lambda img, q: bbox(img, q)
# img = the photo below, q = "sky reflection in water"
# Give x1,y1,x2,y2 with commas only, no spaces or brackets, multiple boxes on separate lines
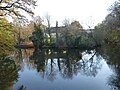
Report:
13,49,113,90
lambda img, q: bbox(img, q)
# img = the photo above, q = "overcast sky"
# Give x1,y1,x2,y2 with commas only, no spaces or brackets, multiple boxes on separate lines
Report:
34,0,116,28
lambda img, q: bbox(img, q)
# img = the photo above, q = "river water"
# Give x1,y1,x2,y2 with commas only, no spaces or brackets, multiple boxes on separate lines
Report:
0,45,120,90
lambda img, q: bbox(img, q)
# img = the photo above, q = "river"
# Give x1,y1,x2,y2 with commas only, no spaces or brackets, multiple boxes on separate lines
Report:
0,45,120,90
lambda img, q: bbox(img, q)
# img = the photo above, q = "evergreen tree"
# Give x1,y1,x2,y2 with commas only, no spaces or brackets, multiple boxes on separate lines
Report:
31,23,44,49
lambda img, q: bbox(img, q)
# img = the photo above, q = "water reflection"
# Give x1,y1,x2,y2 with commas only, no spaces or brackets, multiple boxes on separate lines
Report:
1,47,117,90
27,49,102,81
17,85,26,90
99,45,120,90
0,56,19,90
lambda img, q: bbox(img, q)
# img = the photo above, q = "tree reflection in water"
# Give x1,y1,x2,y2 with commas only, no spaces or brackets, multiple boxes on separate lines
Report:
0,56,19,90
17,85,26,90
14,46,120,90
29,48,102,81
1,45,120,90
100,45,120,90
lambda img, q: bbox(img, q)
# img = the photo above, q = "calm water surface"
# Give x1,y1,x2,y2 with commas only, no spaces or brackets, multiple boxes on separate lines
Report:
1,46,120,90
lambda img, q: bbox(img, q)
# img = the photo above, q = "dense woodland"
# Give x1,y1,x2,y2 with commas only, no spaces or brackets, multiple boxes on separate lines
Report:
0,0,120,54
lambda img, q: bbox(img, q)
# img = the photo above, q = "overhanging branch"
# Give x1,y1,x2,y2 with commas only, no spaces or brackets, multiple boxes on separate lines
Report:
0,1,19,10
0,0,3,4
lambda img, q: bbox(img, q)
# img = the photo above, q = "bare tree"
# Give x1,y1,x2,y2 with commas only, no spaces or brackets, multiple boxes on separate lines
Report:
44,13,52,43
85,16,95,29
62,18,70,27
44,13,52,28
33,16,43,24
84,17,99,46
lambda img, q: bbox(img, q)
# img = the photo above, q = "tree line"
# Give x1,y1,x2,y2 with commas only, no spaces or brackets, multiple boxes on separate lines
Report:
0,0,120,54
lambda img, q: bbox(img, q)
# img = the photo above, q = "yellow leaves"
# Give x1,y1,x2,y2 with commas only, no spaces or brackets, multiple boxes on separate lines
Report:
108,30,120,44
0,18,8,24
0,11,4,16
71,20,83,29
113,36,117,40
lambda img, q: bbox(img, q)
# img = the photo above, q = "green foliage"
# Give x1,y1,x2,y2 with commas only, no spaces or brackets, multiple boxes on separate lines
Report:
95,0,120,46
58,21,84,47
93,25,107,45
91,0,120,47
75,32,96,47
0,57,18,90
94,0,120,46
58,31,76,47
31,23,45,49
59,29,97,48
0,18,16,55
105,30,120,45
